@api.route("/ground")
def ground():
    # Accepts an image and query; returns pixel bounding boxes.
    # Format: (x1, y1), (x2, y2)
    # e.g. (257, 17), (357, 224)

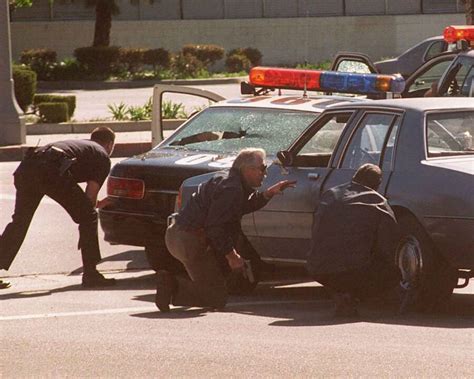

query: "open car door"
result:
(330, 52), (379, 74)
(151, 85), (225, 147)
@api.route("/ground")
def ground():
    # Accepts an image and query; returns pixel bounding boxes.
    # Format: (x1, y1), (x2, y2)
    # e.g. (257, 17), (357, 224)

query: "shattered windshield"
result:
(426, 111), (474, 157)
(160, 107), (319, 155)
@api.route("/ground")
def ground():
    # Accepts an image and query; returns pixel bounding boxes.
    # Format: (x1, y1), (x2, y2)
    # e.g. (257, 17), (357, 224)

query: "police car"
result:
(99, 68), (405, 270)
(332, 25), (474, 98)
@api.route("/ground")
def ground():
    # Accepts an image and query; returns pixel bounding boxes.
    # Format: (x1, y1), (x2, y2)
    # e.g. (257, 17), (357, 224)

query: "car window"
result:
(292, 112), (352, 167)
(424, 41), (447, 61)
(408, 60), (452, 95)
(444, 56), (474, 97)
(426, 111), (474, 157)
(341, 113), (397, 169)
(381, 117), (400, 171)
(160, 107), (318, 155)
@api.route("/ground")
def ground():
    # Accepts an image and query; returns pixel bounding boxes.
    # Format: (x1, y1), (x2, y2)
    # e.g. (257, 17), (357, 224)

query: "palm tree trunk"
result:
(93, 0), (112, 47)
(466, 0), (474, 24)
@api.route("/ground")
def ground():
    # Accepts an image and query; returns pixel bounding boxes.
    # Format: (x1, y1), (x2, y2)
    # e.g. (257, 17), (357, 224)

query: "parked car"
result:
(99, 68), (404, 270)
(331, 25), (474, 98)
(180, 97), (474, 310)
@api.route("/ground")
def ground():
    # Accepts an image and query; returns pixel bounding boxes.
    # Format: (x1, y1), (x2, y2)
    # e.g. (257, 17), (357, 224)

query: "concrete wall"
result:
(11, 14), (465, 65)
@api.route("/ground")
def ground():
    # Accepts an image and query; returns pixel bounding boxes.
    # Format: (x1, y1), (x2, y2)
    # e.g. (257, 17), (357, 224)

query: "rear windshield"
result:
(159, 107), (319, 155)
(426, 111), (474, 157)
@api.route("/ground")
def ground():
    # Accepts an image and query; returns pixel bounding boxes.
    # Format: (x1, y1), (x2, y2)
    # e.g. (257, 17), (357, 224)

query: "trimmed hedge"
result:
(12, 66), (37, 112)
(38, 102), (69, 123)
(225, 54), (251, 73)
(171, 53), (205, 78)
(74, 46), (120, 74)
(143, 48), (171, 70)
(33, 94), (76, 118)
(182, 44), (224, 67)
(118, 47), (146, 73)
(20, 48), (57, 80)
(227, 47), (262, 67)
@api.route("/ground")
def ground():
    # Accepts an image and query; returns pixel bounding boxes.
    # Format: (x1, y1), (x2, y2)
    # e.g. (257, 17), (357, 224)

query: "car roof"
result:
(329, 97), (474, 112)
(208, 94), (367, 113)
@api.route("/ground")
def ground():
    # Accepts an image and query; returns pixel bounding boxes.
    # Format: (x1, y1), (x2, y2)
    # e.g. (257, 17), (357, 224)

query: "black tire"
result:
(397, 215), (457, 312)
(145, 243), (185, 274)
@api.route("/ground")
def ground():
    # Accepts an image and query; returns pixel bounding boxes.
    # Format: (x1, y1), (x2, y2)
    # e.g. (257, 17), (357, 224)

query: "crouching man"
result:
(155, 148), (296, 312)
(306, 164), (400, 317)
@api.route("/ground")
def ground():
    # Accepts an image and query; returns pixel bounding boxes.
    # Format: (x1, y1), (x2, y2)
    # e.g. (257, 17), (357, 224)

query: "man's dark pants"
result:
(314, 257), (400, 300)
(0, 158), (101, 271)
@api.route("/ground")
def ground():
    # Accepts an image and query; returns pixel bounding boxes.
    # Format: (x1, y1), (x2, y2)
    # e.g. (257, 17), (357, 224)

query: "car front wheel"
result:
(397, 216), (457, 312)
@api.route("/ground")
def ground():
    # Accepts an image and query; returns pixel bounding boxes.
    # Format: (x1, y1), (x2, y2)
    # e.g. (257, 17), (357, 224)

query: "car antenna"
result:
(303, 73), (308, 99)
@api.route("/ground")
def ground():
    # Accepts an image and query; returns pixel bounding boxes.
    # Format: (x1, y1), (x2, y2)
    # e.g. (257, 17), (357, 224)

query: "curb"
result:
(38, 76), (246, 91)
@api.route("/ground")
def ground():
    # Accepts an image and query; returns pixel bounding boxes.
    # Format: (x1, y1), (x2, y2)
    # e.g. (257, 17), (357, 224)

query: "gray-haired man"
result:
(156, 148), (296, 312)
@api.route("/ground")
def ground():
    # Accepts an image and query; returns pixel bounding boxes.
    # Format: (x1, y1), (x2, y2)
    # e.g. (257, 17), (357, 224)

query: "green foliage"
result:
(20, 48), (57, 80)
(33, 94), (76, 118)
(74, 46), (120, 75)
(38, 102), (69, 123)
(182, 44), (224, 68)
(171, 53), (205, 78)
(107, 102), (128, 121)
(51, 58), (85, 80)
(225, 54), (251, 73)
(12, 66), (37, 112)
(162, 100), (187, 119)
(143, 48), (171, 70)
(227, 47), (262, 66)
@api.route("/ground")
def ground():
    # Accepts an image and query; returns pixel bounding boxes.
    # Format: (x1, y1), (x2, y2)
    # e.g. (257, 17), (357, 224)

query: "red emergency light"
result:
(250, 67), (321, 91)
(443, 25), (474, 43)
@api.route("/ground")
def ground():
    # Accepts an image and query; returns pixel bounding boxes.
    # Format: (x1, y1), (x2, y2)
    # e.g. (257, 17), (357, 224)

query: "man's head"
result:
(352, 163), (382, 190)
(232, 148), (267, 188)
(91, 126), (115, 156)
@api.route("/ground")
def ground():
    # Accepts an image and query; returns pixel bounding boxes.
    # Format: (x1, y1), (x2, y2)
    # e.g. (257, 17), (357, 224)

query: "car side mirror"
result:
(277, 150), (293, 166)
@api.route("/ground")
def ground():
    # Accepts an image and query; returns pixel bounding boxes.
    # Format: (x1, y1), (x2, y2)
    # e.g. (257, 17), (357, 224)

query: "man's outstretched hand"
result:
(264, 180), (297, 199)
(226, 250), (245, 271)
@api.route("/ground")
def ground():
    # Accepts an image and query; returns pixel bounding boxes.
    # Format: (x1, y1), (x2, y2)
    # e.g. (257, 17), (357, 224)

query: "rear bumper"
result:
(99, 208), (167, 247)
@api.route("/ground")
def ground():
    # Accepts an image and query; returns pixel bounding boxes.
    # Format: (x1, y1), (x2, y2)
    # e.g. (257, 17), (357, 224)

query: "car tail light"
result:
(107, 176), (145, 199)
(443, 25), (474, 43)
(249, 67), (405, 94)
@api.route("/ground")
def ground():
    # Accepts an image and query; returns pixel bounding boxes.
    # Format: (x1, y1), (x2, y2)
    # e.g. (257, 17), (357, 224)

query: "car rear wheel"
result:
(397, 216), (457, 312)
(145, 243), (185, 274)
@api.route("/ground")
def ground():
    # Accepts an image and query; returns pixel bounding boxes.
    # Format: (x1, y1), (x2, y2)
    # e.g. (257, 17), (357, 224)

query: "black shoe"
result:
(0, 279), (11, 289)
(155, 270), (177, 312)
(82, 271), (116, 288)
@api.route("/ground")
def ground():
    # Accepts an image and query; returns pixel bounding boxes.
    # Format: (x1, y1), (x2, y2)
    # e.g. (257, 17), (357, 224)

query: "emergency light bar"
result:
(249, 67), (405, 95)
(443, 25), (474, 43)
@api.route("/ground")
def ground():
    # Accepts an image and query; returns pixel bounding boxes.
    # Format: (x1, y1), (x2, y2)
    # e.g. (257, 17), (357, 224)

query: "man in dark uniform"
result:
(306, 164), (400, 317)
(0, 126), (116, 288)
(155, 148), (296, 312)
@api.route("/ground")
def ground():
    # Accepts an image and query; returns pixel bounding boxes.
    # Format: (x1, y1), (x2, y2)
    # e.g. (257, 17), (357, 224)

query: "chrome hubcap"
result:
(398, 236), (423, 289)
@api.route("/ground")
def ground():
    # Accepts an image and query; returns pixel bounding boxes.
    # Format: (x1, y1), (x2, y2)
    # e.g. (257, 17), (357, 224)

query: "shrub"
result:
(33, 94), (76, 118)
(51, 58), (85, 81)
(171, 53), (205, 78)
(119, 47), (146, 73)
(108, 102), (128, 121)
(12, 66), (37, 112)
(182, 44), (224, 67)
(19, 48), (57, 80)
(162, 100), (187, 119)
(225, 54), (251, 73)
(38, 102), (69, 123)
(143, 48), (171, 70)
(74, 46), (120, 75)
(227, 47), (262, 67)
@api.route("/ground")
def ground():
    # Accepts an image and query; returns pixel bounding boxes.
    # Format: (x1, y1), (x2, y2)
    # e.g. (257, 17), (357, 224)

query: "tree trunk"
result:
(93, 0), (112, 47)
(466, 0), (474, 24)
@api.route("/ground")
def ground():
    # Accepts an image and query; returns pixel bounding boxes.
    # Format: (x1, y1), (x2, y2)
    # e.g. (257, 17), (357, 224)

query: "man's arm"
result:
(85, 180), (113, 209)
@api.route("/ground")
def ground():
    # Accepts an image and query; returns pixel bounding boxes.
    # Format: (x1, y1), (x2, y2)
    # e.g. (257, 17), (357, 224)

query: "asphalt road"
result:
(1, 160), (473, 377)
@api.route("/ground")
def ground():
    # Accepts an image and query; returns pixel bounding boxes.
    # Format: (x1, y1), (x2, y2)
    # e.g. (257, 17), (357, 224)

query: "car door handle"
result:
(308, 173), (320, 180)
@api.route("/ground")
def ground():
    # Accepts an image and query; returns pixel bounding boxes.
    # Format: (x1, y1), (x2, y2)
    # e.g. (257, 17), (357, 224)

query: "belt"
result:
(27, 146), (76, 176)
(168, 215), (205, 235)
